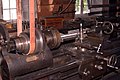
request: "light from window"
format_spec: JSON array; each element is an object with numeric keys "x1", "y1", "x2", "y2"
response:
[
  {"x1": 83, "y1": 0, "x2": 90, "y2": 14},
  {"x1": 2, "y1": 0, "x2": 17, "y2": 20},
  {"x1": 75, "y1": 0, "x2": 81, "y2": 14},
  {"x1": 75, "y1": 0, "x2": 90, "y2": 14}
]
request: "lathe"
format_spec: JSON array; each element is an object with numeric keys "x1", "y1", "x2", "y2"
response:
[{"x1": 0, "y1": 17, "x2": 120, "y2": 80}]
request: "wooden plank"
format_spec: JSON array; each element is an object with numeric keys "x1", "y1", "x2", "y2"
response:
[
  {"x1": 29, "y1": 0, "x2": 36, "y2": 54},
  {"x1": 16, "y1": 0, "x2": 22, "y2": 36}
]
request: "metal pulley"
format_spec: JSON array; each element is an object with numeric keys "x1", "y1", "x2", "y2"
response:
[
  {"x1": 44, "y1": 28, "x2": 62, "y2": 49},
  {"x1": 14, "y1": 28, "x2": 45, "y2": 55}
]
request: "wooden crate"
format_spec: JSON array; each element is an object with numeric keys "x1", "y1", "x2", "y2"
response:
[
  {"x1": 42, "y1": 16, "x2": 64, "y2": 29},
  {"x1": 37, "y1": 0, "x2": 75, "y2": 20}
]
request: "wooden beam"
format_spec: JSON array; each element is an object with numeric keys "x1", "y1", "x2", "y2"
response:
[
  {"x1": 29, "y1": 0, "x2": 36, "y2": 54},
  {"x1": 16, "y1": 0, "x2": 22, "y2": 36}
]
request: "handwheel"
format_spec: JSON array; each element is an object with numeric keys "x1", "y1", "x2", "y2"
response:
[{"x1": 102, "y1": 21, "x2": 114, "y2": 35}]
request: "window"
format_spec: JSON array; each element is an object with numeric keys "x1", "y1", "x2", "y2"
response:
[
  {"x1": 75, "y1": 0, "x2": 81, "y2": 14},
  {"x1": 83, "y1": 0, "x2": 90, "y2": 14},
  {"x1": 75, "y1": 0, "x2": 90, "y2": 14},
  {"x1": 2, "y1": 0, "x2": 17, "y2": 20}
]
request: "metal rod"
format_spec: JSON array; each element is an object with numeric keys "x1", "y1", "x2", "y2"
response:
[
  {"x1": 80, "y1": 23, "x2": 83, "y2": 43},
  {"x1": 61, "y1": 32, "x2": 79, "y2": 41}
]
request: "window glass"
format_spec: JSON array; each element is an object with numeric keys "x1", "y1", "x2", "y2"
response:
[
  {"x1": 11, "y1": 9, "x2": 17, "y2": 19},
  {"x1": 2, "y1": 0, "x2": 9, "y2": 9},
  {"x1": 10, "y1": 0, "x2": 16, "y2": 8},
  {"x1": 3, "y1": 10, "x2": 10, "y2": 20},
  {"x1": 75, "y1": 0, "x2": 81, "y2": 14},
  {"x1": 75, "y1": 0, "x2": 90, "y2": 14},
  {"x1": 2, "y1": 0, "x2": 17, "y2": 20}
]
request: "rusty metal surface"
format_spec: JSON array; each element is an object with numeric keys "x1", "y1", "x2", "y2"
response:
[{"x1": 2, "y1": 44, "x2": 52, "y2": 79}]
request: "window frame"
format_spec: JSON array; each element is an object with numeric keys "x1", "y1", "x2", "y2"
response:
[
  {"x1": 75, "y1": 0, "x2": 90, "y2": 14},
  {"x1": 2, "y1": 0, "x2": 17, "y2": 21}
]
